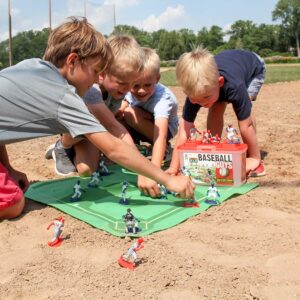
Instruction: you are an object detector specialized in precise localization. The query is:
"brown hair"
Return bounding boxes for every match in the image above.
[43,16,113,73]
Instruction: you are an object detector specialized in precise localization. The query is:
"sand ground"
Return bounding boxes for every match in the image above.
[0,81,299,300]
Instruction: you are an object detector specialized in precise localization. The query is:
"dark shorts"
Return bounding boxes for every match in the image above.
[127,126,173,145]
[0,163,23,210]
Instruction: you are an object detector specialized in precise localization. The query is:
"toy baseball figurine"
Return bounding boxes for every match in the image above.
[189,127,197,140]
[183,195,199,208]
[204,168,214,183]
[123,208,140,234]
[202,130,212,143]
[204,183,221,206]
[47,216,64,247]
[70,180,85,202]
[88,170,102,188]
[180,166,191,177]
[159,184,168,199]
[120,180,129,205]
[226,124,240,144]
[98,159,109,175]
[118,237,144,271]
[210,133,221,143]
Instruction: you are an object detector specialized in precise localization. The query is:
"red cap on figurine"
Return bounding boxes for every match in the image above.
[137,237,144,244]
[56,216,64,222]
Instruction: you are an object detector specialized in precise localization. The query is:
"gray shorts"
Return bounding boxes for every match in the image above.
[247,53,266,101]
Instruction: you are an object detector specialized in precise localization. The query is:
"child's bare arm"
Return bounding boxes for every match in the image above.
[86,131,195,198]
[151,118,168,166]
[87,102,135,147]
[167,119,194,175]
[115,100,129,121]
[0,145,10,167]
[137,118,168,197]
[238,115,261,172]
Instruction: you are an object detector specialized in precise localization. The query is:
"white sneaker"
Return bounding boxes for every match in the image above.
[45,143,55,160]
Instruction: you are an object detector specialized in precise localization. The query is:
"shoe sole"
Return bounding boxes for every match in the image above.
[45,143,55,160]
[52,150,77,176]
[248,171,266,178]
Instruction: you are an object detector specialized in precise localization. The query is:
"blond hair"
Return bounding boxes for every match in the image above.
[44,17,113,73]
[141,47,160,77]
[107,34,144,76]
[176,47,219,96]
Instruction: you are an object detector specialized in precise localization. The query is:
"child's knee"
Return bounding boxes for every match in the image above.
[76,163,93,177]
[0,196,25,219]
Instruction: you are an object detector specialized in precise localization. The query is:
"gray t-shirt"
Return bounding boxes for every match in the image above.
[0,59,106,145]
[125,83,179,137]
[84,84,122,113]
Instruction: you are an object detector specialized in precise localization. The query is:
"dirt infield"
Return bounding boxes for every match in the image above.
[1,81,299,300]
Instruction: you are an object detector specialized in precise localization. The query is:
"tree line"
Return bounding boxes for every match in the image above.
[0,0,299,69]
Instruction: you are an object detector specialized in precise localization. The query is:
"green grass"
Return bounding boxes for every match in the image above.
[160,64,300,86]
[265,64,300,83]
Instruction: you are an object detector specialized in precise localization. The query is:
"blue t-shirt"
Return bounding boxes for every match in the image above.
[183,50,265,122]
[125,83,179,138]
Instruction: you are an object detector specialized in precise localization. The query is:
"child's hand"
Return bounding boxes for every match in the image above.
[165,175,195,199]
[114,109,125,121]
[7,166,29,192]
[138,175,161,198]
[165,166,179,176]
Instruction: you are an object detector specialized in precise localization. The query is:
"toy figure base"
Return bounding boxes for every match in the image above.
[119,199,129,205]
[227,139,240,144]
[70,197,80,202]
[48,237,63,247]
[88,184,98,188]
[99,172,110,176]
[125,227,141,234]
[204,199,220,206]
[182,202,199,208]
[118,257,135,271]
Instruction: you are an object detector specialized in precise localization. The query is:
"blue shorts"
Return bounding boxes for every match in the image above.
[247,53,266,101]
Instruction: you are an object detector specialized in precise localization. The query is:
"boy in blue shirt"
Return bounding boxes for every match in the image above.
[120,47,179,196]
[168,47,266,177]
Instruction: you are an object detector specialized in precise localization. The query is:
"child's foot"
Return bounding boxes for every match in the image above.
[248,160,266,177]
[52,140,76,176]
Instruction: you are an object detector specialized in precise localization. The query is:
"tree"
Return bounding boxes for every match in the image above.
[178,28,197,52]
[227,20,257,50]
[272,0,300,56]
[157,31,184,60]
[0,28,49,69]
[206,25,224,51]
[197,26,224,51]
[112,25,152,47]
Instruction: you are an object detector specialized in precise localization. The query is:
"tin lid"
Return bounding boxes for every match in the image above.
[177,140,248,152]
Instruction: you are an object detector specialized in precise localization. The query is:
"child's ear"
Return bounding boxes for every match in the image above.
[98,73,106,84]
[218,76,224,87]
[156,74,161,83]
[65,53,79,68]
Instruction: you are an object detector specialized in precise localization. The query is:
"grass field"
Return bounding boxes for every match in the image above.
[160,64,300,86]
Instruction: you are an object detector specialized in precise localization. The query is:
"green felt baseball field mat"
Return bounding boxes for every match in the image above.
[25,165,258,237]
